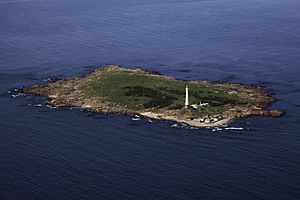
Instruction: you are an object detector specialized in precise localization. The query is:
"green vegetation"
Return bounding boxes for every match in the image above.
[81,70,248,113]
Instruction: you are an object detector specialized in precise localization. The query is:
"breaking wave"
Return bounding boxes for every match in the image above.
[212,126,246,132]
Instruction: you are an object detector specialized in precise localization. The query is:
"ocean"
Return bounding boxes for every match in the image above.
[0,0,300,199]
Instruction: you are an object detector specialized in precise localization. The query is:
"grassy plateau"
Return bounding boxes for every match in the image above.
[81,68,247,117]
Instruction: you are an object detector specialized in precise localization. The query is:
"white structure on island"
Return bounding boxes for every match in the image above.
[199,102,209,107]
[185,86,189,108]
[184,86,209,109]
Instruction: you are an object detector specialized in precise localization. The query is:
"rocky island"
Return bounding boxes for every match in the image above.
[21,65,283,127]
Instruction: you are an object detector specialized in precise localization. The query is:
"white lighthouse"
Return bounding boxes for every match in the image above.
[185,85,189,108]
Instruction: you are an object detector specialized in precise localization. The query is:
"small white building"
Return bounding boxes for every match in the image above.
[199,102,209,107]
[190,104,198,109]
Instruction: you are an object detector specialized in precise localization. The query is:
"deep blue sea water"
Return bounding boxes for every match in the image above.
[1,0,300,199]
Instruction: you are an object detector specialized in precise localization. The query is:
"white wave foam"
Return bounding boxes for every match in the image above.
[212,127,223,132]
[46,105,58,109]
[132,118,141,121]
[212,126,245,132]
[11,93,25,98]
[224,127,244,130]
[171,124,179,128]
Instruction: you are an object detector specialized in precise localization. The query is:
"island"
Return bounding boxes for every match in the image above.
[21,65,284,127]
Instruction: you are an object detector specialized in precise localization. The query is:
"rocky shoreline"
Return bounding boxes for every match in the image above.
[19,65,284,128]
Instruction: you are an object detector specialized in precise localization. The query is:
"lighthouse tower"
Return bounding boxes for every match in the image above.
[185,86,189,108]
